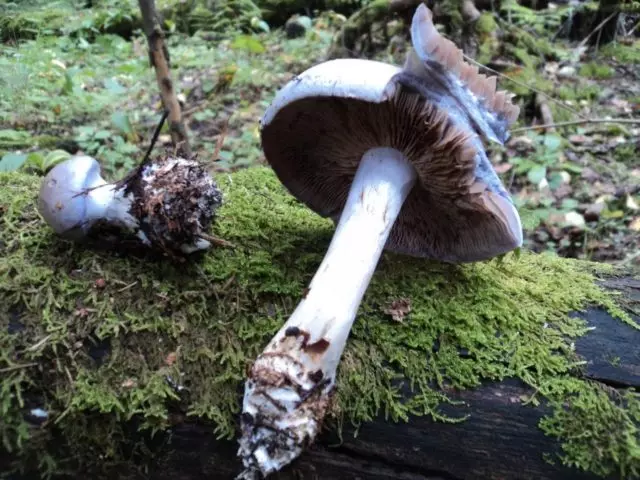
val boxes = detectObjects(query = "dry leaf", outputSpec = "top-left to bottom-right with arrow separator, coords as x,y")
165,351 -> 178,366
383,298 -> 411,323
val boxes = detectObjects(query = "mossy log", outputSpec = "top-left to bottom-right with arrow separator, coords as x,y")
1,167 -> 639,480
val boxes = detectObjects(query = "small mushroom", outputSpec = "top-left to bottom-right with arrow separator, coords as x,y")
37,153 -> 223,257
237,5 -> 523,478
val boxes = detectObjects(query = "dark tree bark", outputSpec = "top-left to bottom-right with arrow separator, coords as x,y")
588,0 -> 622,46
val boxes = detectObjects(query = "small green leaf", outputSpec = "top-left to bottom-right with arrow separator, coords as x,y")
561,198 -> 579,211
543,134 -> 562,152
527,165 -> 547,185
230,35 -> 265,54
548,172 -> 564,190
94,130 -> 112,140
111,112 -> 134,137
104,77 -> 126,94
24,152 -> 46,170
44,150 -> 71,169
0,153 -> 28,172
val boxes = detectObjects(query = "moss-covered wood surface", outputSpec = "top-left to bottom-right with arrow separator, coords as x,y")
1,166 -> 639,479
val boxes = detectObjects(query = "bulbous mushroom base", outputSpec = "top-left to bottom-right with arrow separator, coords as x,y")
237,338 -> 335,479
127,155 -> 223,257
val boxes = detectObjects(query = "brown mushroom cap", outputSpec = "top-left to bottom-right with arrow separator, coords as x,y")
260,59 -> 522,263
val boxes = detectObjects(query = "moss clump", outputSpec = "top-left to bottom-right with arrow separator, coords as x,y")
475,13 -> 499,64
598,41 -> 640,64
1,167 -> 639,478
579,62 -> 615,79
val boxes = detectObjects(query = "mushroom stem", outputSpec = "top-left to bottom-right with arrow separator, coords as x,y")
83,183 -> 139,232
38,155 -> 223,256
239,147 -> 417,477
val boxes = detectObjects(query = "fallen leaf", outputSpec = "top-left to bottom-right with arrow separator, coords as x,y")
494,163 -> 513,174
625,195 -> 639,211
383,298 -> 411,323
564,211 -> 586,229
121,378 -> 137,388
165,351 -> 178,366
629,217 -> 640,231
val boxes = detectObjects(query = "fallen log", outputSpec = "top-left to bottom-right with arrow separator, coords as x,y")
0,166 -> 638,480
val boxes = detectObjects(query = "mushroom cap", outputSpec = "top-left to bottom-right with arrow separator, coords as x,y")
37,155 -> 110,240
260,55 -> 523,263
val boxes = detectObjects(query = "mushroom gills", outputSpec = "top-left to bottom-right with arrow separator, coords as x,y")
238,147 -> 417,478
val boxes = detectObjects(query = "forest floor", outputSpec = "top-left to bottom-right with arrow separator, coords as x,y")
0,1 -> 638,269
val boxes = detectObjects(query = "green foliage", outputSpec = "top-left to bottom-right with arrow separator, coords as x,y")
509,131 -> 588,231
598,41 -> 640,64
500,0 -> 567,34
0,149 -> 71,173
1,166 -> 638,478
579,62 -> 615,79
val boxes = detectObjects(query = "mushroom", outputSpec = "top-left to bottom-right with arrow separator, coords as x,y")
237,4 -> 522,478
38,153 -> 223,257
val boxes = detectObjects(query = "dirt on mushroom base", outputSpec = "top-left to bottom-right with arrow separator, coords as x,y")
125,154 -> 223,258
0,166 -> 639,479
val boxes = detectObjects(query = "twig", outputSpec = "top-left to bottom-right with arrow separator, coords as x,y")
197,232 -> 236,248
577,11 -> 618,49
535,93 -> 555,133
0,363 -> 38,373
142,109 -> 169,166
113,110 -> 169,192
137,0 -> 191,158
511,118 -> 640,133
461,54 -> 588,120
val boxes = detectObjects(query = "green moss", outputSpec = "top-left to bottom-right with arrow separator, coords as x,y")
557,84 -> 600,102
579,62 -> 615,79
613,143 -> 638,166
475,13 -> 499,65
475,12 -> 498,35
1,167 -> 639,478
598,41 -> 640,64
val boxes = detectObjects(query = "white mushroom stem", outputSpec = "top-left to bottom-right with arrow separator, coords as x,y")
84,183 -> 139,231
239,147 -> 417,477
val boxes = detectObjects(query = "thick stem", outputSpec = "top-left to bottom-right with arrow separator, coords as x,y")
238,147 -> 417,477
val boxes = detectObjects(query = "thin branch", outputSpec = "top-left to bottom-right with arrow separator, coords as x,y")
511,117 -> 640,133
141,109 -> 169,166
113,110 -> 169,192
535,93 -> 555,132
137,0 -> 191,158
0,363 -> 38,373
577,11 -> 618,49
197,232 -> 236,248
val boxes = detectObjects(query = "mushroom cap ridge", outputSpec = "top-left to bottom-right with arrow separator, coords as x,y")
260,58 -> 523,263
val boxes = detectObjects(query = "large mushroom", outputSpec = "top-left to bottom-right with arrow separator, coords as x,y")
238,4 -> 522,478
38,152 -> 223,257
